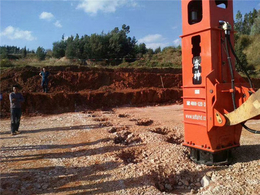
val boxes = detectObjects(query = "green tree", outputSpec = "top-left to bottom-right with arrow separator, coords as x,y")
22,46 -> 27,58
154,47 -> 161,54
52,24 -> 139,62
108,25 -> 134,59
249,9 -> 258,27
233,9 -> 259,73
88,34 -> 103,59
53,40 -> 66,58
136,43 -> 147,55
235,9 -> 258,35
122,24 -> 130,34
83,35 -> 91,59
46,49 -> 53,58
234,35 -> 250,71
234,10 -> 243,35
76,35 -> 85,60
176,45 -> 182,51
242,13 -> 250,34
244,34 -> 260,67
251,10 -> 260,36
36,47 -> 46,61
147,49 -> 154,61
65,36 -> 76,59
0,47 -> 8,59
242,10 -> 258,35
74,34 -> 81,59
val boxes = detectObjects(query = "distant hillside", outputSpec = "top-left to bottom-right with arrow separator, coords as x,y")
244,34 -> 260,74
118,46 -> 182,69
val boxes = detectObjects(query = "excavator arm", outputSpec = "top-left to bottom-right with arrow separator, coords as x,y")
225,89 -> 260,126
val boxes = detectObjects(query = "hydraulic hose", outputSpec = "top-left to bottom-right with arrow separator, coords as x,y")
224,32 -> 260,134
241,123 -> 260,134
224,34 -> 237,110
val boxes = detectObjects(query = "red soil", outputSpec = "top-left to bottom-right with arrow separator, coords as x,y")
0,66 -> 183,117
1,66 -> 259,118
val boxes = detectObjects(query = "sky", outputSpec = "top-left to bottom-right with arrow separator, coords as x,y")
0,0 -> 260,51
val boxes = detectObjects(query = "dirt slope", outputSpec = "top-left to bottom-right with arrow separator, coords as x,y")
0,66 -> 182,93
0,67 -> 182,118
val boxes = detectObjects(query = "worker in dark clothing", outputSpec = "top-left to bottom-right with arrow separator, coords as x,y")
39,68 -> 49,93
9,85 -> 24,135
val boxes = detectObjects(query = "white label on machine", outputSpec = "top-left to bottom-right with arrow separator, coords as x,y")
195,89 -> 200,94
186,100 -> 206,107
185,114 -> 206,121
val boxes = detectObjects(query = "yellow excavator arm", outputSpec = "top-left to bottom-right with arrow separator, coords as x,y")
225,89 -> 260,126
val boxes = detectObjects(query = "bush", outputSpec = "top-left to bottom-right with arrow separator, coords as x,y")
0,59 -> 13,68
244,34 -> 260,68
36,47 -> 46,61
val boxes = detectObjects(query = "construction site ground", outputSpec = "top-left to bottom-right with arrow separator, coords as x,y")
0,66 -> 260,194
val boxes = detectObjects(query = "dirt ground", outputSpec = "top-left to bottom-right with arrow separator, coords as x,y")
1,104 -> 260,195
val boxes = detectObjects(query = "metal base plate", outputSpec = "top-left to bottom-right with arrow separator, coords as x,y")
190,148 -> 232,166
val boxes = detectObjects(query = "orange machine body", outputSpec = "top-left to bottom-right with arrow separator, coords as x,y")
181,0 -> 253,156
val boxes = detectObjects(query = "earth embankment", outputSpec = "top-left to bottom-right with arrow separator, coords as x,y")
0,66 -> 183,117
1,66 -> 259,118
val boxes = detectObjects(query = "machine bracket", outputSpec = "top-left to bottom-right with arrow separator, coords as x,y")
190,148 -> 232,165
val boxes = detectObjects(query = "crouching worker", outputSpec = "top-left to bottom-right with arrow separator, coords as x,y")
9,85 -> 24,135
39,67 -> 49,93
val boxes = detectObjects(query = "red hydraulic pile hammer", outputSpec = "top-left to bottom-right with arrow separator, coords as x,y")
181,0 -> 260,165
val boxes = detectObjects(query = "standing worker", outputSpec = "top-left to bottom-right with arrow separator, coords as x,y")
9,85 -> 24,135
39,67 -> 49,93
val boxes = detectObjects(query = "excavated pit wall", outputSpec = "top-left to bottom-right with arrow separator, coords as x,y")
0,66 -> 182,93
0,66 -> 183,117
1,66 -> 259,118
